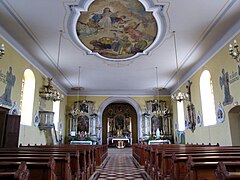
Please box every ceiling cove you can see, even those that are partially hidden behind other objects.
[67,0,169,62]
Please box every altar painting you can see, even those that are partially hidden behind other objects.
[76,0,157,60]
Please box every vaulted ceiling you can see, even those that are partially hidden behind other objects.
[0,0,239,96]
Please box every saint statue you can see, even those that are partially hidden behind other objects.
[0,66,16,106]
[219,68,233,106]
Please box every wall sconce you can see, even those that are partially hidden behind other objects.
[39,78,64,101]
[229,39,239,63]
[186,80,196,132]
[0,44,5,59]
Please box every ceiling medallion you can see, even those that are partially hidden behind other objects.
[68,0,169,62]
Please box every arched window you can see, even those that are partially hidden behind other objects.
[53,101,60,131]
[200,70,216,126]
[20,69,35,126]
[177,101,185,131]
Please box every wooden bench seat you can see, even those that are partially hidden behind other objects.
[132,144,240,180]
[0,161,29,180]
[170,152,240,180]
[186,157,240,180]
[0,158,56,180]
[0,150,81,179]
[215,162,240,180]
[0,144,108,180]
[0,154,70,180]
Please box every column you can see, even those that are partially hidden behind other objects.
[144,116,148,135]
[92,117,96,135]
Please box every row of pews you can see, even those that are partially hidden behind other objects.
[132,143,240,180]
[0,144,108,180]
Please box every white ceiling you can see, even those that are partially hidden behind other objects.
[0,0,240,96]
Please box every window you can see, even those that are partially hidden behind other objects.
[200,70,216,126]
[20,69,35,126]
[53,101,60,131]
[177,101,185,131]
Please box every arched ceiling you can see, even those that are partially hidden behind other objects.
[0,0,240,96]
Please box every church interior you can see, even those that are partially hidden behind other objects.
[0,0,240,179]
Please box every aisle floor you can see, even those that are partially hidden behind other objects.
[91,147,150,180]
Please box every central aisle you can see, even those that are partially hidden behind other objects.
[91,147,149,180]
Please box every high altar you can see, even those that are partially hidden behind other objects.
[106,104,132,148]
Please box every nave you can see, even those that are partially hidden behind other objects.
[91,148,149,180]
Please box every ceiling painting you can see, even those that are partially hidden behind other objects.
[72,0,166,61]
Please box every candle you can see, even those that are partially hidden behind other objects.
[129,118,131,132]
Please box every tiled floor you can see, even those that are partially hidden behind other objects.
[91,147,150,180]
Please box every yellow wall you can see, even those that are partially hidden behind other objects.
[0,37,67,146]
[172,34,240,146]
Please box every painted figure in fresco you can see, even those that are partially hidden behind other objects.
[219,68,233,106]
[91,7,118,31]
[123,22,144,41]
[111,33,122,55]
[98,8,113,30]
[0,66,16,106]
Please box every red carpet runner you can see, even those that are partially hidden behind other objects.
[91,148,149,180]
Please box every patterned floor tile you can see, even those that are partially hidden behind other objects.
[91,148,150,180]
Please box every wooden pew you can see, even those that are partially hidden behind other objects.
[14,144,106,179]
[185,156,240,180]
[0,144,108,180]
[0,161,29,180]
[0,154,69,180]
[19,144,108,167]
[170,151,240,180]
[0,149,80,179]
[0,157,56,180]
[132,143,240,180]
[215,162,240,180]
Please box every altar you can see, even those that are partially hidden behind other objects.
[70,140,93,145]
[148,139,171,145]
[112,138,130,148]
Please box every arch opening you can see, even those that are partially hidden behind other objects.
[228,105,240,145]
[98,97,142,145]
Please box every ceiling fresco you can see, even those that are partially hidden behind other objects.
[75,0,158,61]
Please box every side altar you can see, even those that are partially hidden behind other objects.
[68,100,101,144]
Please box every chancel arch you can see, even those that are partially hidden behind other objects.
[98,97,142,145]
